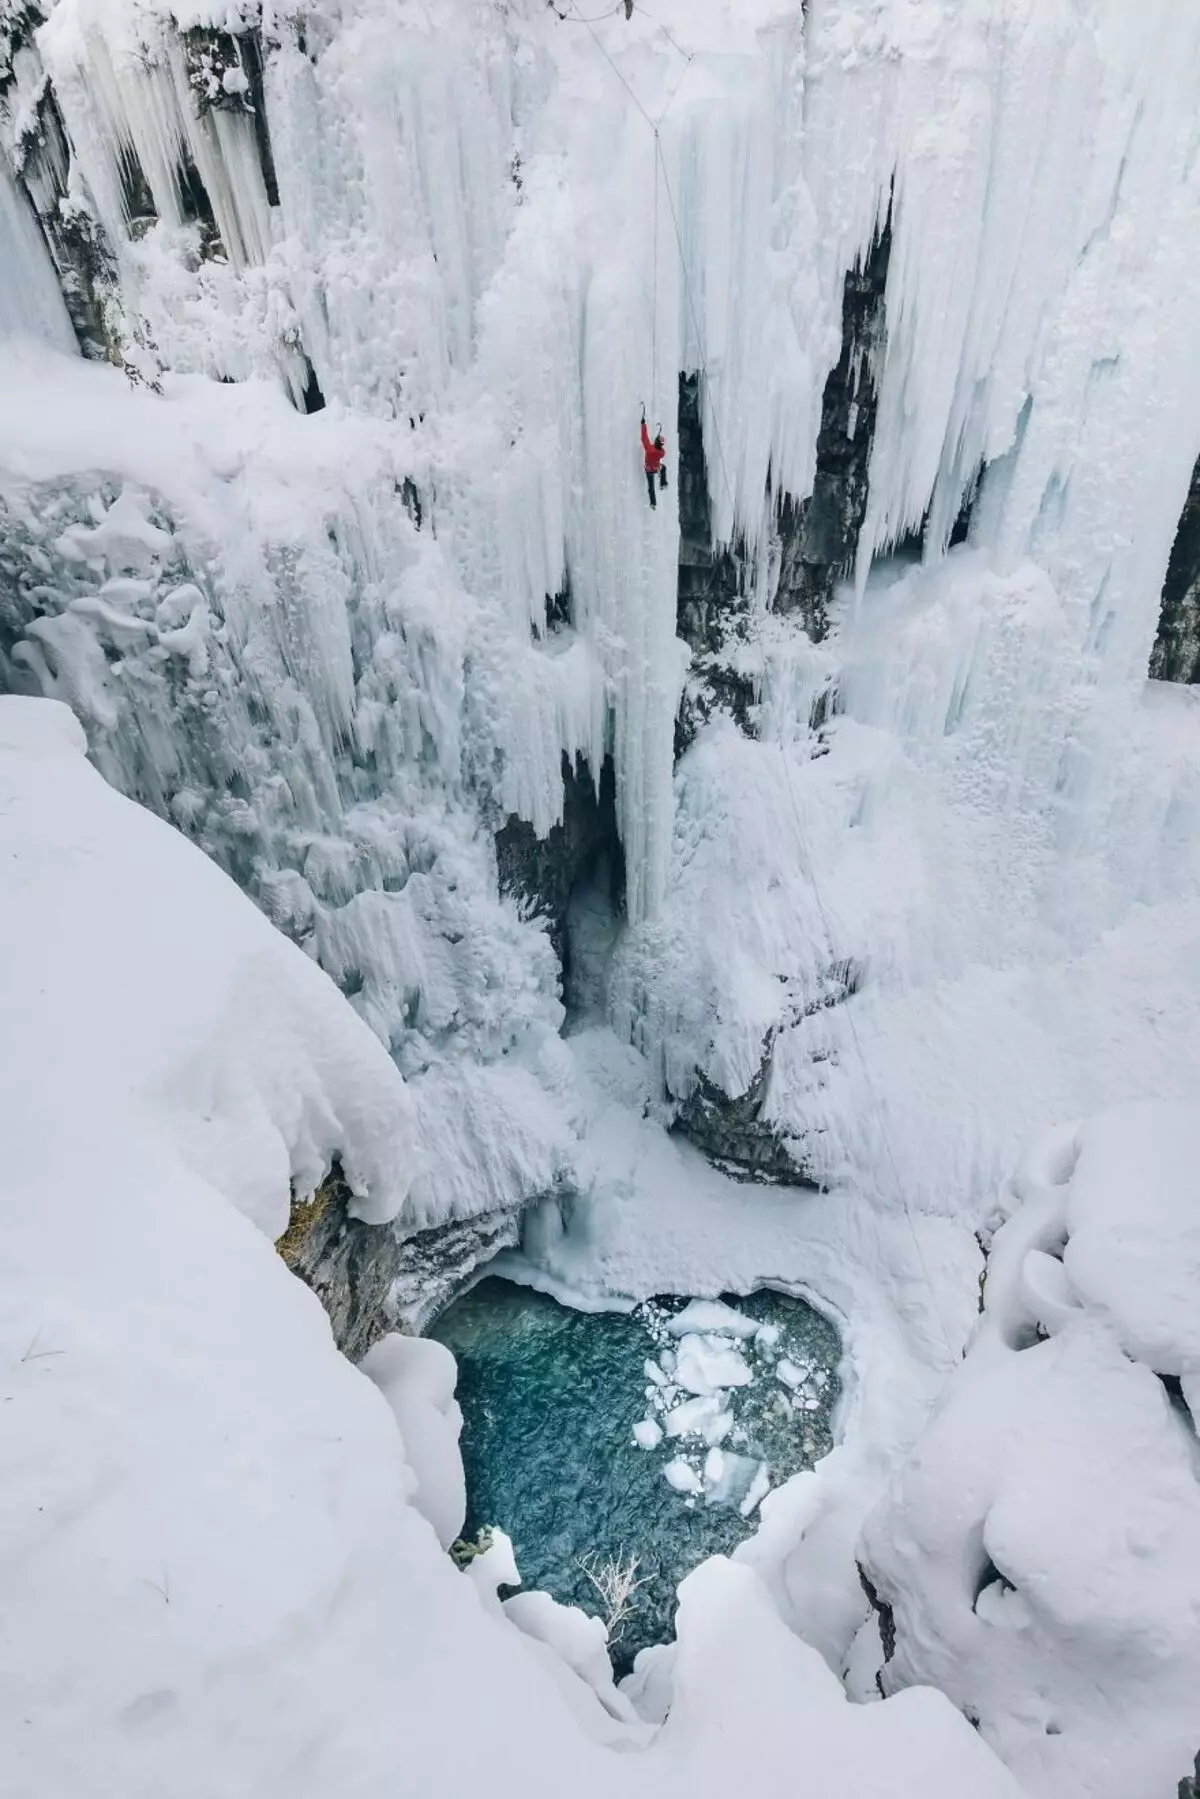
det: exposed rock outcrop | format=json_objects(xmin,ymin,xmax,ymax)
[
  {"xmin": 495, "ymin": 752, "xmax": 625, "ymax": 978},
  {"xmin": 773, "ymin": 220, "xmax": 891, "ymax": 645},
  {"xmin": 675, "ymin": 369, "xmax": 755, "ymax": 756},
  {"xmin": 673, "ymin": 1053, "xmax": 817, "ymax": 1185},
  {"xmin": 1151, "ymin": 454, "xmax": 1200, "ymax": 685},
  {"xmin": 278, "ymin": 1168, "xmax": 525, "ymax": 1357},
  {"xmin": 672, "ymin": 961, "xmax": 862, "ymax": 1185}
]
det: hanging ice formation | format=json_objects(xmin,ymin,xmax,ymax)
[{"xmin": 3, "ymin": 0, "xmax": 1200, "ymax": 1224}]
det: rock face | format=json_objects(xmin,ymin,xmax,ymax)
[
  {"xmin": 675, "ymin": 370, "xmax": 755, "ymax": 755},
  {"xmin": 668, "ymin": 239, "xmax": 890, "ymax": 1176},
  {"xmin": 673, "ymin": 1054, "xmax": 817, "ymax": 1186},
  {"xmin": 672, "ymin": 961, "xmax": 862, "ymax": 1184},
  {"xmin": 774, "ymin": 221, "xmax": 890, "ymax": 645},
  {"xmin": 858, "ymin": 1563, "xmax": 897, "ymax": 1696},
  {"xmin": 1151, "ymin": 455, "xmax": 1200, "ymax": 684},
  {"xmin": 495, "ymin": 752, "xmax": 625, "ymax": 980},
  {"xmin": 1179, "ymin": 1750, "xmax": 1200, "ymax": 1799},
  {"xmin": 1, "ymin": 7, "xmax": 125, "ymax": 362},
  {"xmin": 278, "ymin": 1169, "xmax": 524, "ymax": 1357}
]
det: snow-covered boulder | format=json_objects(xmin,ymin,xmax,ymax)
[
  {"xmin": 359, "ymin": 1334, "xmax": 466, "ymax": 1547},
  {"xmin": 860, "ymin": 1104, "xmax": 1200, "ymax": 1799}
]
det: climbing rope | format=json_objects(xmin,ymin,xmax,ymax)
[
  {"xmin": 651, "ymin": 148, "xmax": 659, "ymax": 412},
  {"xmin": 565, "ymin": 2, "xmax": 960, "ymax": 1361},
  {"xmin": 566, "ymin": 0, "xmax": 692, "ymax": 418}
]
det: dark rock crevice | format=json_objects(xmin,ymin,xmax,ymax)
[
  {"xmin": 857, "ymin": 1563, "xmax": 897, "ymax": 1698},
  {"xmin": 773, "ymin": 217, "xmax": 891, "ymax": 645},
  {"xmin": 183, "ymin": 23, "xmax": 280, "ymax": 209},
  {"xmin": 495, "ymin": 752, "xmax": 624, "ymax": 982},
  {"xmin": 675, "ymin": 369, "xmax": 755, "ymax": 755},
  {"xmin": 1151, "ymin": 454, "xmax": 1200, "ymax": 685},
  {"xmin": 2, "ymin": 12, "xmax": 126, "ymax": 360}
]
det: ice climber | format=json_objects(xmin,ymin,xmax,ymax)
[{"xmin": 641, "ymin": 412, "xmax": 667, "ymax": 509}]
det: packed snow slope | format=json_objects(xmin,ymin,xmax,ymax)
[
  {"xmin": 861, "ymin": 1103, "xmax": 1200, "ymax": 1799},
  {"xmin": 0, "ymin": 693, "xmax": 1027, "ymax": 1798},
  {"xmin": 3, "ymin": 0, "xmax": 1200, "ymax": 1234}
]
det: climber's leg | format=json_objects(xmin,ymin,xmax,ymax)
[
  {"xmin": 646, "ymin": 470, "xmax": 657, "ymax": 509},
  {"xmin": 659, "ymin": 464, "xmax": 668, "ymax": 491}
]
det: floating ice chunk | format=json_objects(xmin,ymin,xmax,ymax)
[
  {"xmin": 664, "ymin": 1393, "xmax": 732, "ymax": 1444},
  {"xmin": 776, "ymin": 1358, "xmax": 807, "ymax": 1390},
  {"xmin": 666, "ymin": 1300, "xmax": 760, "ymax": 1339},
  {"xmin": 633, "ymin": 1418, "xmax": 663, "ymax": 1450},
  {"xmin": 754, "ymin": 1323, "xmax": 781, "ymax": 1351},
  {"xmin": 663, "ymin": 1458, "xmax": 702, "ymax": 1495},
  {"xmin": 674, "ymin": 1334, "xmax": 753, "ymax": 1396},
  {"xmin": 702, "ymin": 1409, "xmax": 733, "ymax": 1448},
  {"xmin": 644, "ymin": 1358, "xmax": 669, "ymax": 1386},
  {"xmin": 740, "ymin": 1464, "xmax": 772, "ymax": 1518},
  {"xmin": 703, "ymin": 1451, "xmax": 766, "ymax": 1511}
]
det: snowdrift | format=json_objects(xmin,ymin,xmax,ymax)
[{"xmin": 861, "ymin": 1103, "xmax": 1200, "ymax": 1799}]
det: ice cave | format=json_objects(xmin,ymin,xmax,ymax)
[{"xmin": 2, "ymin": 2, "xmax": 1200, "ymax": 1797}]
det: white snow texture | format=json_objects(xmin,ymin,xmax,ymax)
[
  {"xmin": 0, "ymin": 695, "xmax": 1021, "ymax": 1797},
  {"xmin": 861, "ymin": 1105, "xmax": 1200, "ymax": 1799},
  {"xmin": 3, "ymin": 0, "xmax": 1200, "ymax": 1796}
]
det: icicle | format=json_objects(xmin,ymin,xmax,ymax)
[{"xmin": 0, "ymin": 161, "xmax": 76, "ymax": 349}]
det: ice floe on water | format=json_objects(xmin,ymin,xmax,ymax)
[
  {"xmin": 634, "ymin": 1297, "xmax": 836, "ymax": 1516},
  {"xmin": 432, "ymin": 1279, "xmax": 841, "ymax": 1671}
]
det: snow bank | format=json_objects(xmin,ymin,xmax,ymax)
[
  {"xmin": 0, "ymin": 694, "xmax": 1026, "ymax": 1797},
  {"xmin": 0, "ymin": 693, "xmax": 418, "ymax": 1229},
  {"xmin": 860, "ymin": 1103, "xmax": 1200, "ymax": 1799},
  {"xmin": 359, "ymin": 1334, "xmax": 465, "ymax": 1548},
  {"xmin": 648, "ymin": 1558, "xmax": 1023, "ymax": 1799}
]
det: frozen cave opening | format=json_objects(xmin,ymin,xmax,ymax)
[
  {"xmin": 496, "ymin": 752, "xmax": 626, "ymax": 1024},
  {"xmin": 428, "ymin": 1279, "xmax": 842, "ymax": 1676}
]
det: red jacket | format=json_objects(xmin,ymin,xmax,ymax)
[{"xmin": 641, "ymin": 419, "xmax": 666, "ymax": 474}]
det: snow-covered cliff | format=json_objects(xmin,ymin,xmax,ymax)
[
  {"xmin": 5, "ymin": 0, "xmax": 1200, "ymax": 1243},
  {"xmin": 2, "ymin": 0, "xmax": 1200, "ymax": 1237},
  {"xmin": 4, "ymin": 3, "xmax": 1200, "ymax": 1793}
]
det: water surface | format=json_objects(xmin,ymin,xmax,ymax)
[{"xmin": 431, "ymin": 1279, "xmax": 841, "ymax": 1671}]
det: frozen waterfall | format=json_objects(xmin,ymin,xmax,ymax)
[{"xmin": 3, "ymin": 0, "xmax": 1200, "ymax": 1229}]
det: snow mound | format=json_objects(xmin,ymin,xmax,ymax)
[
  {"xmin": 359, "ymin": 1334, "xmax": 465, "ymax": 1549},
  {"xmin": 673, "ymin": 1333, "xmax": 753, "ymax": 1396},
  {"xmin": 861, "ymin": 1102, "xmax": 1200, "ymax": 1799}
]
